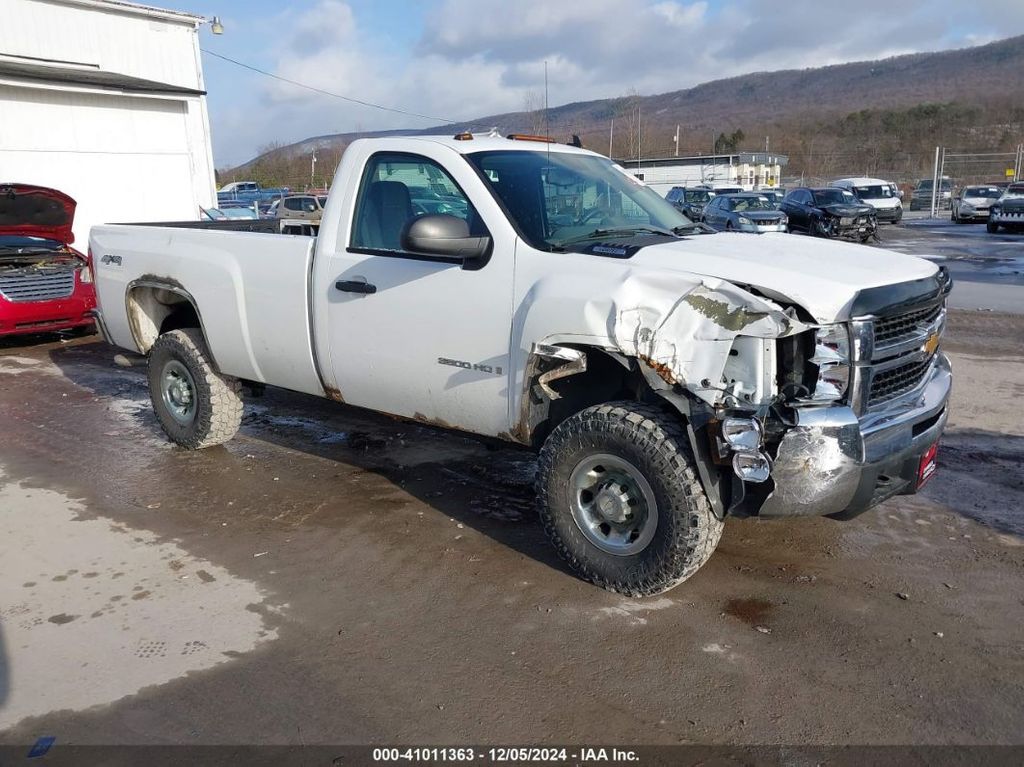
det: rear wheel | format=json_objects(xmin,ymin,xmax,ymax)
[
  {"xmin": 536, "ymin": 402, "xmax": 723, "ymax": 596},
  {"xmin": 148, "ymin": 329, "xmax": 243, "ymax": 449}
]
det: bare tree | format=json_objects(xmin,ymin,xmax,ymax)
[{"xmin": 523, "ymin": 90, "xmax": 547, "ymax": 135}]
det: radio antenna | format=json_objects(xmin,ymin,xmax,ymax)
[{"xmin": 544, "ymin": 60, "xmax": 550, "ymax": 164}]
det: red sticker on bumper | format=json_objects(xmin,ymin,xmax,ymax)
[{"xmin": 917, "ymin": 442, "xmax": 939, "ymax": 489}]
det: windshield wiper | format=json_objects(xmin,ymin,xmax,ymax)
[{"xmin": 555, "ymin": 225, "xmax": 677, "ymax": 246}]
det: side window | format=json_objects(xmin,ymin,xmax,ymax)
[
  {"xmin": 284, "ymin": 197, "xmax": 303, "ymax": 211},
  {"xmin": 351, "ymin": 153, "xmax": 475, "ymax": 252}
]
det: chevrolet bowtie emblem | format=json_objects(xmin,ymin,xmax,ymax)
[{"xmin": 923, "ymin": 332, "xmax": 940, "ymax": 355}]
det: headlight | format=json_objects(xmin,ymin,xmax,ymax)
[
  {"xmin": 960, "ymin": 202, "xmax": 974, "ymax": 211},
  {"xmin": 780, "ymin": 215, "xmax": 789, "ymax": 224},
  {"xmin": 737, "ymin": 216, "xmax": 752, "ymax": 225},
  {"xmin": 79, "ymin": 265, "xmax": 93, "ymax": 284},
  {"xmin": 810, "ymin": 324, "xmax": 850, "ymax": 401}
]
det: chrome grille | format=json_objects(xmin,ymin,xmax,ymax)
[
  {"xmin": 868, "ymin": 356, "xmax": 933, "ymax": 406},
  {"xmin": 874, "ymin": 303, "xmax": 942, "ymax": 346},
  {"xmin": 0, "ymin": 270, "xmax": 76, "ymax": 303}
]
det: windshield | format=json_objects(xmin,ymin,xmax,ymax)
[
  {"xmin": 964, "ymin": 187, "xmax": 1001, "ymax": 198},
  {"xmin": 1004, "ymin": 184, "xmax": 1024, "ymax": 197},
  {"xmin": 318, "ymin": 196, "xmax": 328, "ymax": 207},
  {"xmin": 683, "ymin": 190, "xmax": 712, "ymax": 203},
  {"xmin": 729, "ymin": 196, "xmax": 774, "ymax": 211},
  {"xmin": 853, "ymin": 185, "xmax": 891, "ymax": 199},
  {"xmin": 813, "ymin": 189, "xmax": 857, "ymax": 205},
  {"xmin": 466, "ymin": 150, "xmax": 694, "ymax": 249},
  {"xmin": 917, "ymin": 179, "xmax": 952, "ymax": 191}
]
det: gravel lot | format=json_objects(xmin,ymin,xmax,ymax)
[{"xmin": 0, "ymin": 226, "xmax": 1022, "ymax": 749}]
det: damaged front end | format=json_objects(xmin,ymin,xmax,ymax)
[{"xmin": 523, "ymin": 269, "xmax": 952, "ymax": 521}]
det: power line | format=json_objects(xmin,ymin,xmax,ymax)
[{"xmin": 200, "ymin": 48, "xmax": 457, "ymax": 125}]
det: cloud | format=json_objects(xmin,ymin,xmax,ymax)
[{"xmin": 206, "ymin": 0, "xmax": 1024, "ymax": 167}]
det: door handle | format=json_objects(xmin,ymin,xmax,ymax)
[{"xmin": 336, "ymin": 280, "xmax": 376, "ymax": 294}]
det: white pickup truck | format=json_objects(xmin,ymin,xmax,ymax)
[{"xmin": 89, "ymin": 134, "xmax": 952, "ymax": 595}]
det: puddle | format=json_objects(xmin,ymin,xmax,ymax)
[{"xmin": 0, "ymin": 468, "xmax": 280, "ymax": 730}]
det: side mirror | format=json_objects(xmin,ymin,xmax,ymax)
[{"xmin": 401, "ymin": 214, "xmax": 490, "ymax": 261}]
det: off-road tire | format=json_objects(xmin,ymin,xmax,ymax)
[
  {"xmin": 536, "ymin": 402, "xmax": 723, "ymax": 596},
  {"xmin": 148, "ymin": 329, "xmax": 243, "ymax": 449}
]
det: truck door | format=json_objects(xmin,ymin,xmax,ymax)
[{"xmin": 318, "ymin": 148, "xmax": 515, "ymax": 436}]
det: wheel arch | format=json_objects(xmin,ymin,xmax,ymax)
[
  {"xmin": 125, "ymin": 278, "xmax": 213, "ymax": 360},
  {"xmin": 513, "ymin": 343, "xmax": 728, "ymax": 517}
]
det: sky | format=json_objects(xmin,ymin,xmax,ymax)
[{"xmin": 170, "ymin": 0, "xmax": 1024, "ymax": 168}]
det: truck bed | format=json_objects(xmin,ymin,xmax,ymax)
[{"xmin": 90, "ymin": 224, "xmax": 326, "ymax": 397}]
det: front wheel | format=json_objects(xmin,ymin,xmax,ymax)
[
  {"xmin": 536, "ymin": 402, "xmax": 723, "ymax": 596},
  {"xmin": 148, "ymin": 328, "xmax": 243, "ymax": 449},
  {"xmin": 987, "ymin": 221, "xmax": 1000, "ymax": 234}
]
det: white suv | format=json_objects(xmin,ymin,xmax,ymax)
[{"xmin": 831, "ymin": 177, "xmax": 903, "ymax": 223}]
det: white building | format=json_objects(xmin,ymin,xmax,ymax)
[
  {"xmin": 616, "ymin": 152, "xmax": 789, "ymax": 197},
  {"xmin": 0, "ymin": 0, "xmax": 216, "ymax": 246}
]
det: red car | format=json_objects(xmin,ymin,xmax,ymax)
[{"xmin": 0, "ymin": 184, "xmax": 96, "ymax": 337}]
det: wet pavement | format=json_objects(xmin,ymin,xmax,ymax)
[
  {"xmin": 0, "ymin": 316, "xmax": 1022, "ymax": 746},
  {"xmin": 877, "ymin": 214, "xmax": 1024, "ymax": 312}
]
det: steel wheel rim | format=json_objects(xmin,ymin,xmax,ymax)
[
  {"xmin": 568, "ymin": 453, "xmax": 658, "ymax": 556},
  {"xmin": 161, "ymin": 359, "xmax": 197, "ymax": 426}
]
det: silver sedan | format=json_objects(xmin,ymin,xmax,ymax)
[{"xmin": 701, "ymin": 193, "xmax": 789, "ymax": 232}]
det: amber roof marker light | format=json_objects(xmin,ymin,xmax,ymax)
[{"xmin": 507, "ymin": 134, "xmax": 557, "ymax": 143}]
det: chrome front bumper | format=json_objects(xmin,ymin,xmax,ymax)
[{"xmin": 758, "ymin": 352, "xmax": 951, "ymax": 518}]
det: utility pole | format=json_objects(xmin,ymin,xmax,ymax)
[
  {"xmin": 609, "ymin": 118, "xmax": 614, "ymax": 159},
  {"xmin": 674, "ymin": 124, "xmax": 680, "ymax": 157},
  {"xmin": 310, "ymin": 148, "xmax": 317, "ymax": 189},
  {"xmin": 637, "ymin": 105, "xmax": 642, "ymax": 172},
  {"xmin": 930, "ymin": 146, "xmax": 940, "ymax": 218}
]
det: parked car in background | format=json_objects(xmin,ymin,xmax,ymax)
[
  {"xmin": 780, "ymin": 187, "xmax": 878, "ymax": 241},
  {"xmin": 831, "ymin": 177, "xmax": 903, "ymax": 223},
  {"xmin": 951, "ymin": 185, "xmax": 1002, "ymax": 223},
  {"xmin": 217, "ymin": 201, "xmax": 260, "ymax": 219},
  {"xmin": 665, "ymin": 186, "xmax": 714, "ymax": 220},
  {"xmin": 708, "ymin": 184, "xmax": 744, "ymax": 195},
  {"xmin": 217, "ymin": 181, "xmax": 290, "ymax": 206},
  {"xmin": 987, "ymin": 183, "xmax": 1024, "ymax": 233},
  {"xmin": 0, "ymin": 184, "xmax": 95, "ymax": 337},
  {"xmin": 276, "ymin": 194, "xmax": 329, "ymax": 222},
  {"xmin": 701, "ymin": 193, "xmax": 788, "ymax": 232},
  {"xmin": 408, "ymin": 185, "xmax": 468, "ymax": 217},
  {"xmin": 909, "ymin": 177, "xmax": 953, "ymax": 210}
]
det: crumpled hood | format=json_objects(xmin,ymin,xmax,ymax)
[
  {"xmin": 820, "ymin": 203, "xmax": 874, "ymax": 217},
  {"xmin": 0, "ymin": 184, "xmax": 77, "ymax": 244},
  {"xmin": 626, "ymin": 232, "xmax": 938, "ymax": 322}
]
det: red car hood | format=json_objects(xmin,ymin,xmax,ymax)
[{"xmin": 0, "ymin": 183, "xmax": 77, "ymax": 245}]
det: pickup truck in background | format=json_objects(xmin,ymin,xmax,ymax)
[
  {"xmin": 90, "ymin": 134, "xmax": 952, "ymax": 595},
  {"xmin": 1, "ymin": 184, "xmax": 96, "ymax": 337},
  {"xmin": 216, "ymin": 181, "xmax": 291, "ymax": 206}
]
